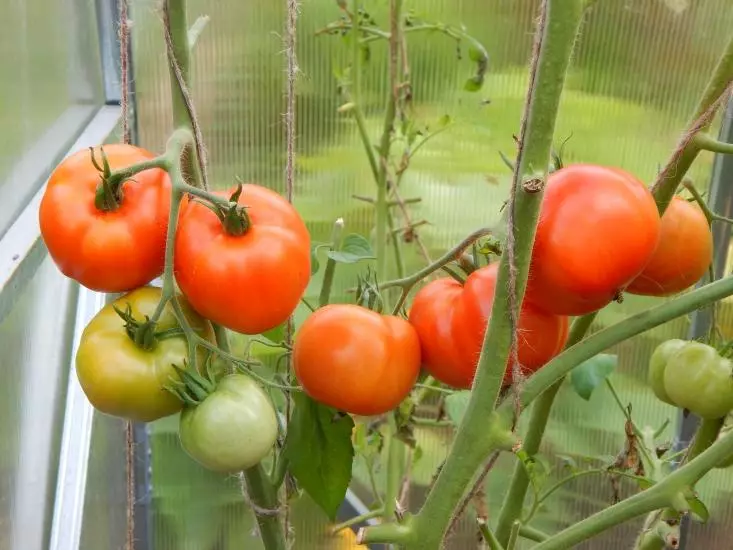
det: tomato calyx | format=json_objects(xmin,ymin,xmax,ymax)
[
  {"xmin": 193, "ymin": 182, "xmax": 253, "ymax": 236},
  {"xmin": 165, "ymin": 357, "xmax": 219, "ymax": 407},
  {"xmin": 355, "ymin": 268, "xmax": 385, "ymax": 313},
  {"xmin": 112, "ymin": 302, "xmax": 185, "ymax": 351},
  {"xmin": 90, "ymin": 147, "xmax": 128, "ymax": 212}
]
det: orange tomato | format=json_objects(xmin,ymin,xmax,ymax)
[
  {"xmin": 174, "ymin": 184, "xmax": 311, "ymax": 335},
  {"xmin": 39, "ymin": 144, "xmax": 171, "ymax": 292},
  {"xmin": 293, "ymin": 304, "xmax": 421, "ymax": 416},
  {"xmin": 525, "ymin": 164, "xmax": 660, "ymax": 316},
  {"xmin": 626, "ymin": 196, "xmax": 712, "ymax": 296},
  {"xmin": 409, "ymin": 264, "xmax": 569, "ymax": 389}
]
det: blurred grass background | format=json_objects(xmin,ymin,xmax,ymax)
[{"xmin": 127, "ymin": 0, "xmax": 733, "ymax": 548}]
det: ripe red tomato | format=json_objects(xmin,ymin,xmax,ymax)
[
  {"xmin": 39, "ymin": 144, "xmax": 171, "ymax": 292},
  {"xmin": 409, "ymin": 264, "xmax": 569, "ymax": 389},
  {"xmin": 174, "ymin": 184, "xmax": 311, "ymax": 335},
  {"xmin": 407, "ymin": 278, "xmax": 469, "ymax": 388},
  {"xmin": 626, "ymin": 196, "xmax": 712, "ymax": 296},
  {"xmin": 524, "ymin": 164, "xmax": 660, "ymax": 316},
  {"xmin": 293, "ymin": 304, "xmax": 421, "ymax": 416}
]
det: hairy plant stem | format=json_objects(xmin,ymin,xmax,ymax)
[
  {"xmin": 163, "ymin": 0, "xmax": 206, "ymax": 189},
  {"xmin": 361, "ymin": 3, "xmax": 586, "ymax": 547},
  {"xmin": 494, "ymin": 313, "xmax": 597, "ymax": 543},
  {"xmin": 374, "ymin": 0, "xmax": 403, "ymax": 283},
  {"xmin": 651, "ymin": 33, "xmax": 733, "ymax": 213},
  {"xmin": 242, "ymin": 464, "xmax": 287, "ymax": 550}
]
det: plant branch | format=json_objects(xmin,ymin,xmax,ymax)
[
  {"xmin": 374, "ymin": 0, "xmax": 403, "ymax": 283},
  {"xmin": 502, "ymin": 273, "xmax": 733, "ymax": 417},
  {"xmin": 240, "ymin": 465, "xmax": 287, "ymax": 550},
  {"xmin": 162, "ymin": 0, "xmax": 209, "ymax": 190},
  {"xmin": 650, "ymin": 34, "xmax": 733, "ymax": 212},
  {"xmin": 478, "ymin": 518, "xmax": 505, "ymax": 550},
  {"xmin": 533, "ymin": 427, "xmax": 733, "ymax": 550},
  {"xmin": 332, "ymin": 508, "xmax": 384, "ymax": 533},
  {"xmin": 319, "ymin": 218, "xmax": 345, "ymax": 307},
  {"xmin": 380, "ymin": 226, "xmax": 493, "ymax": 314},
  {"xmin": 694, "ymin": 132, "xmax": 733, "ymax": 155},
  {"xmin": 494, "ymin": 312, "xmax": 596, "ymax": 543}
]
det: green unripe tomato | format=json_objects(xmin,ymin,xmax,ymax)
[
  {"xmin": 663, "ymin": 342, "xmax": 733, "ymax": 420},
  {"xmin": 179, "ymin": 374, "xmax": 279, "ymax": 473},
  {"xmin": 648, "ymin": 339, "xmax": 687, "ymax": 406}
]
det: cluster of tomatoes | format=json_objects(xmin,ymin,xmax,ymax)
[
  {"xmin": 39, "ymin": 143, "xmax": 310, "ymax": 472},
  {"xmin": 38, "ymin": 146, "xmax": 713, "ymax": 473},
  {"xmin": 408, "ymin": 164, "xmax": 713, "ymax": 393}
]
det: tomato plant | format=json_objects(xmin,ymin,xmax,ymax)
[
  {"xmin": 178, "ymin": 374, "xmax": 279, "ymax": 473},
  {"xmin": 75, "ymin": 286, "xmax": 214, "ymax": 422},
  {"xmin": 39, "ymin": 144, "xmax": 171, "ymax": 292},
  {"xmin": 524, "ymin": 164, "xmax": 661, "ymax": 316},
  {"xmin": 651, "ymin": 340, "xmax": 733, "ymax": 420},
  {"xmin": 174, "ymin": 184, "xmax": 311, "ymax": 335},
  {"xmin": 292, "ymin": 304, "xmax": 421, "ymax": 416},
  {"xmin": 39, "ymin": 0, "xmax": 733, "ymax": 549},
  {"xmin": 409, "ymin": 263, "xmax": 569, "ymax": 389},
  {"xmin": 626, "ymin": 195, "xmax": 713, "ymax": 296}
]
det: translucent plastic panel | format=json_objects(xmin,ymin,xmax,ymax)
[
  {"xmin": 129, "ymin": 0, "xmax": 733, "ymax": 548},
  {"xmin": 0, "ymin": 0, "xmax": 103, "ymax": 235},
  {"xmin": 77, "ymin": 415, "xmax": 130, "ymax": 550},
  {"xmin": 0, "ymin": 258, "xmax": 77, "ymax": 550}
]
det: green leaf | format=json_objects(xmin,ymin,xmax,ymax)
[
  {"xmin": 284, "ymin": 393, "xmax": 355, "ymax": 520},
  {"xmin": 687, "ymin": 496, "xmax": 710, "ymax": 523},
  {"xmin": 326, "ymin": 233, "xmax": 375, "ymax": 263},
  {"xmin": 570, "ymin": 354, "xmax": 618, "ymax": 401},
  {"xmin": 464, "ymin": 75, "xmax": 483, "ymax": 92},
  {"xmin": 445, "ymin": 391, "xmax": 471, "ymax": 425}
]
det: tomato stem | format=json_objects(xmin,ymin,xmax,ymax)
[
  {"xmin": 694, "ymin": 132, "xmax": 733, "ymax": 156},
  {"xmin": 379, "ymin": 226, "xmax": 493, "ymax": 315},
  {"xmin": 318, "ymin": 218, "xmax": 345, "ymax": 308},
  {"xmin": 94, "ymin": 152, "xmax": 170, "ymax": 212}
]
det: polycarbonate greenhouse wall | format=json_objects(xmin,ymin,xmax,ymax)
[{"xmin": 1, "ymin": 0, "xmax": 733, "ymax": 549}]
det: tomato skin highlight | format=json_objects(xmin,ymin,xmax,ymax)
[
  {"xmin": 525, "ymin": 164, "xmax": 661, "ymax": 316},
  {"xmin": 626, "ymin": 196, "xmax": 712, "ymax": 296},
  {"xmin": 75, "ymin": 286, "xmax": 214, "ymax": 422},
  {"xmin": 178, "ymin": 374, "xmax": 279, "ymax": 473},
  {"xmin": 174, "ymin": 184, "xmax": 311, "ymax": 335},
  {"xmin": 293, "ymin": 304, "xmax": 421, "ymax": 416},
  {"xmin": 39, "ymin": 144, "xmax": 171, "ymax": 292},
  {"xmin": 409, "ymin": 264, "xmax": 569, "ymax": 389}
]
